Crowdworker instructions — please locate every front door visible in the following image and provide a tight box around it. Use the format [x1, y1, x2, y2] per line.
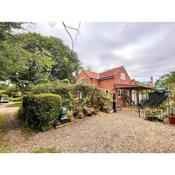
[112, 93, 117, 112]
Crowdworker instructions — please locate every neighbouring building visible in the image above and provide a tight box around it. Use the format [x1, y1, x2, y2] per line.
[76, 66, 154, 107]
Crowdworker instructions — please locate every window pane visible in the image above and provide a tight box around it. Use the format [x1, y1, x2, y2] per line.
[120, 73, 125, 80]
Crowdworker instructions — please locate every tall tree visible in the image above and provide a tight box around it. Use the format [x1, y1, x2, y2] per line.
[16, 33, 81, 82]
[0, 29, 81, 92]
[0, 22, 23, 80]
[0, 22, 23, 40]
[156, 71, 175, 88]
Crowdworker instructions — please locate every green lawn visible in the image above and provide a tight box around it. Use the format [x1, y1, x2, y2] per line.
[33, 146, 60, 153]
[6, 101, 22, 107]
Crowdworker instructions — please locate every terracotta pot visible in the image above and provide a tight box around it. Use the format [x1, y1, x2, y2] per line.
[68, 116, 74, 122]
[169, 116, 175, 124]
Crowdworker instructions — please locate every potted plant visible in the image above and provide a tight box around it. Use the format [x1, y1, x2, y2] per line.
[67, 111, 74, 122]
[168, 108, 175, 124]
[94, 107, 100, 115]
[78, 112, 84, 119]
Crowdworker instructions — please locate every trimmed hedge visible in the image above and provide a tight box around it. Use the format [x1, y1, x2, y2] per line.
[22, 93, 62, 131]
[9, 97, 22, 102]
[30, 82, 112, 110]
[30, 82, 74, 107]
[4, 85, 21, 97]
[74, 84, 100, 96]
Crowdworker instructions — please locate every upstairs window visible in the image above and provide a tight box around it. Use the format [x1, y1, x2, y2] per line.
[120, 73, 126, 80]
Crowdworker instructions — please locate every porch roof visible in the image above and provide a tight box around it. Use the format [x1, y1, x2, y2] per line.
[114, 83, 153, 90]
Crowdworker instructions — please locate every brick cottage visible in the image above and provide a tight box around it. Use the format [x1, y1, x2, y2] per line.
[76, 66, 154, 107]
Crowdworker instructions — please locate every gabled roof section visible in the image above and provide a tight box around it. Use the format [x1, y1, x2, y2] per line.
[83, 70, 99, 79]
[82, 66, 129, 80]
[99, 66, 124, 78]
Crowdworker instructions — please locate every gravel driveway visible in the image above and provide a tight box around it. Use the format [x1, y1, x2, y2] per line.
[4, 111, 175, 153]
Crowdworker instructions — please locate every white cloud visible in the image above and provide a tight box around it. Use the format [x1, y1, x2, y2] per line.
[24, 22, 175, 81]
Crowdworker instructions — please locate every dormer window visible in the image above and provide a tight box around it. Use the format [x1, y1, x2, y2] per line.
[120, 73, 126, 80]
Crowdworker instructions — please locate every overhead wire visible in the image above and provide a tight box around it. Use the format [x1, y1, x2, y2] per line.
[62, 22, 81, 53]
[116, 23, 129, 46]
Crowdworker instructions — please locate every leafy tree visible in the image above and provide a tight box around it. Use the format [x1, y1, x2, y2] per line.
[0, 27, 81, 92]
[156, 71, 175, 87]
[0, 22, 24, 80]
[0, 22, 23, 40]
[15, 33, 81, 83]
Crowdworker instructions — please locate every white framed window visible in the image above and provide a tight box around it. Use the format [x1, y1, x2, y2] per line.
[120, 73, 126, 80]
[79, 78, 85, 84]
[118, 89, 123, 98]
[78, 90, 83, 99]
[79, 91, 83, 99]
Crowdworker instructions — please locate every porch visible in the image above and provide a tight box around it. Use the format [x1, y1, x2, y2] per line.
[113, 83, 153, 108]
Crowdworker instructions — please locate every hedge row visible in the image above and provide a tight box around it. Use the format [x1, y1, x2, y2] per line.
[30, 82, 103, 108]
[31, 82, 74, 107]
[21, 93, 61, 131]
[20, 83, 112, 131]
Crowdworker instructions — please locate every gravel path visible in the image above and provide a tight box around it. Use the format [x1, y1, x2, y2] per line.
[4, 112, 175, 153]
[0, 105, 19, 130]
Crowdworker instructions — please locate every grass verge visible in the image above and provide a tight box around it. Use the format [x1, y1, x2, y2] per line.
[6, 101, 22, 107]
[0, 146, 12, 153]
[0, 113, 12, 153]
[33, 146, 60, 153]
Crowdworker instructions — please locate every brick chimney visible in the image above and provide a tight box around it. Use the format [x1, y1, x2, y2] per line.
[149, 76, 154, 87]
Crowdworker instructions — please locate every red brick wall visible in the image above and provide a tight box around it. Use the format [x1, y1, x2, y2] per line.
[76, 71, 91, 84]
[76, 67, 135, 107]
[76, 71, 99, 86]
[98, 79, 115, 94]
[91, 78, 99, 86]
[114, 67, 132, 85]
[76, 67, 132, 92]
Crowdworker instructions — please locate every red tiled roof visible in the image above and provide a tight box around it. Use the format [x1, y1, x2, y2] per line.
[84, 70, 99, 79]
[99, 66, 124, 78]
[83, 66, 125, 79]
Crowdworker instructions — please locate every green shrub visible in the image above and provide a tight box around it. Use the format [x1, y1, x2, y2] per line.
[14, 107, 22, 120]
[4, 85, 21, 97]
[6, 101, 22, 108]
[67, 110, 73, 118]
[67, 110, 74, 122]
[0, 90, 5, 98]
[75, 106, 83, 113]
[60, 79, 70, 84]
[0, 146, 12, 153]
[0, 83, 8, 90]
[9, 97, 22, 102]
[31, 82, 110, 111]
[31, 82, 74, 108]
[0, 113, 5, 131]
[77, 112, 84, 119]
[22, 93, 62, 131]
[98, 93, 113, 110]
[33, 146, 60, 153]
[74, 84, 100, 97]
